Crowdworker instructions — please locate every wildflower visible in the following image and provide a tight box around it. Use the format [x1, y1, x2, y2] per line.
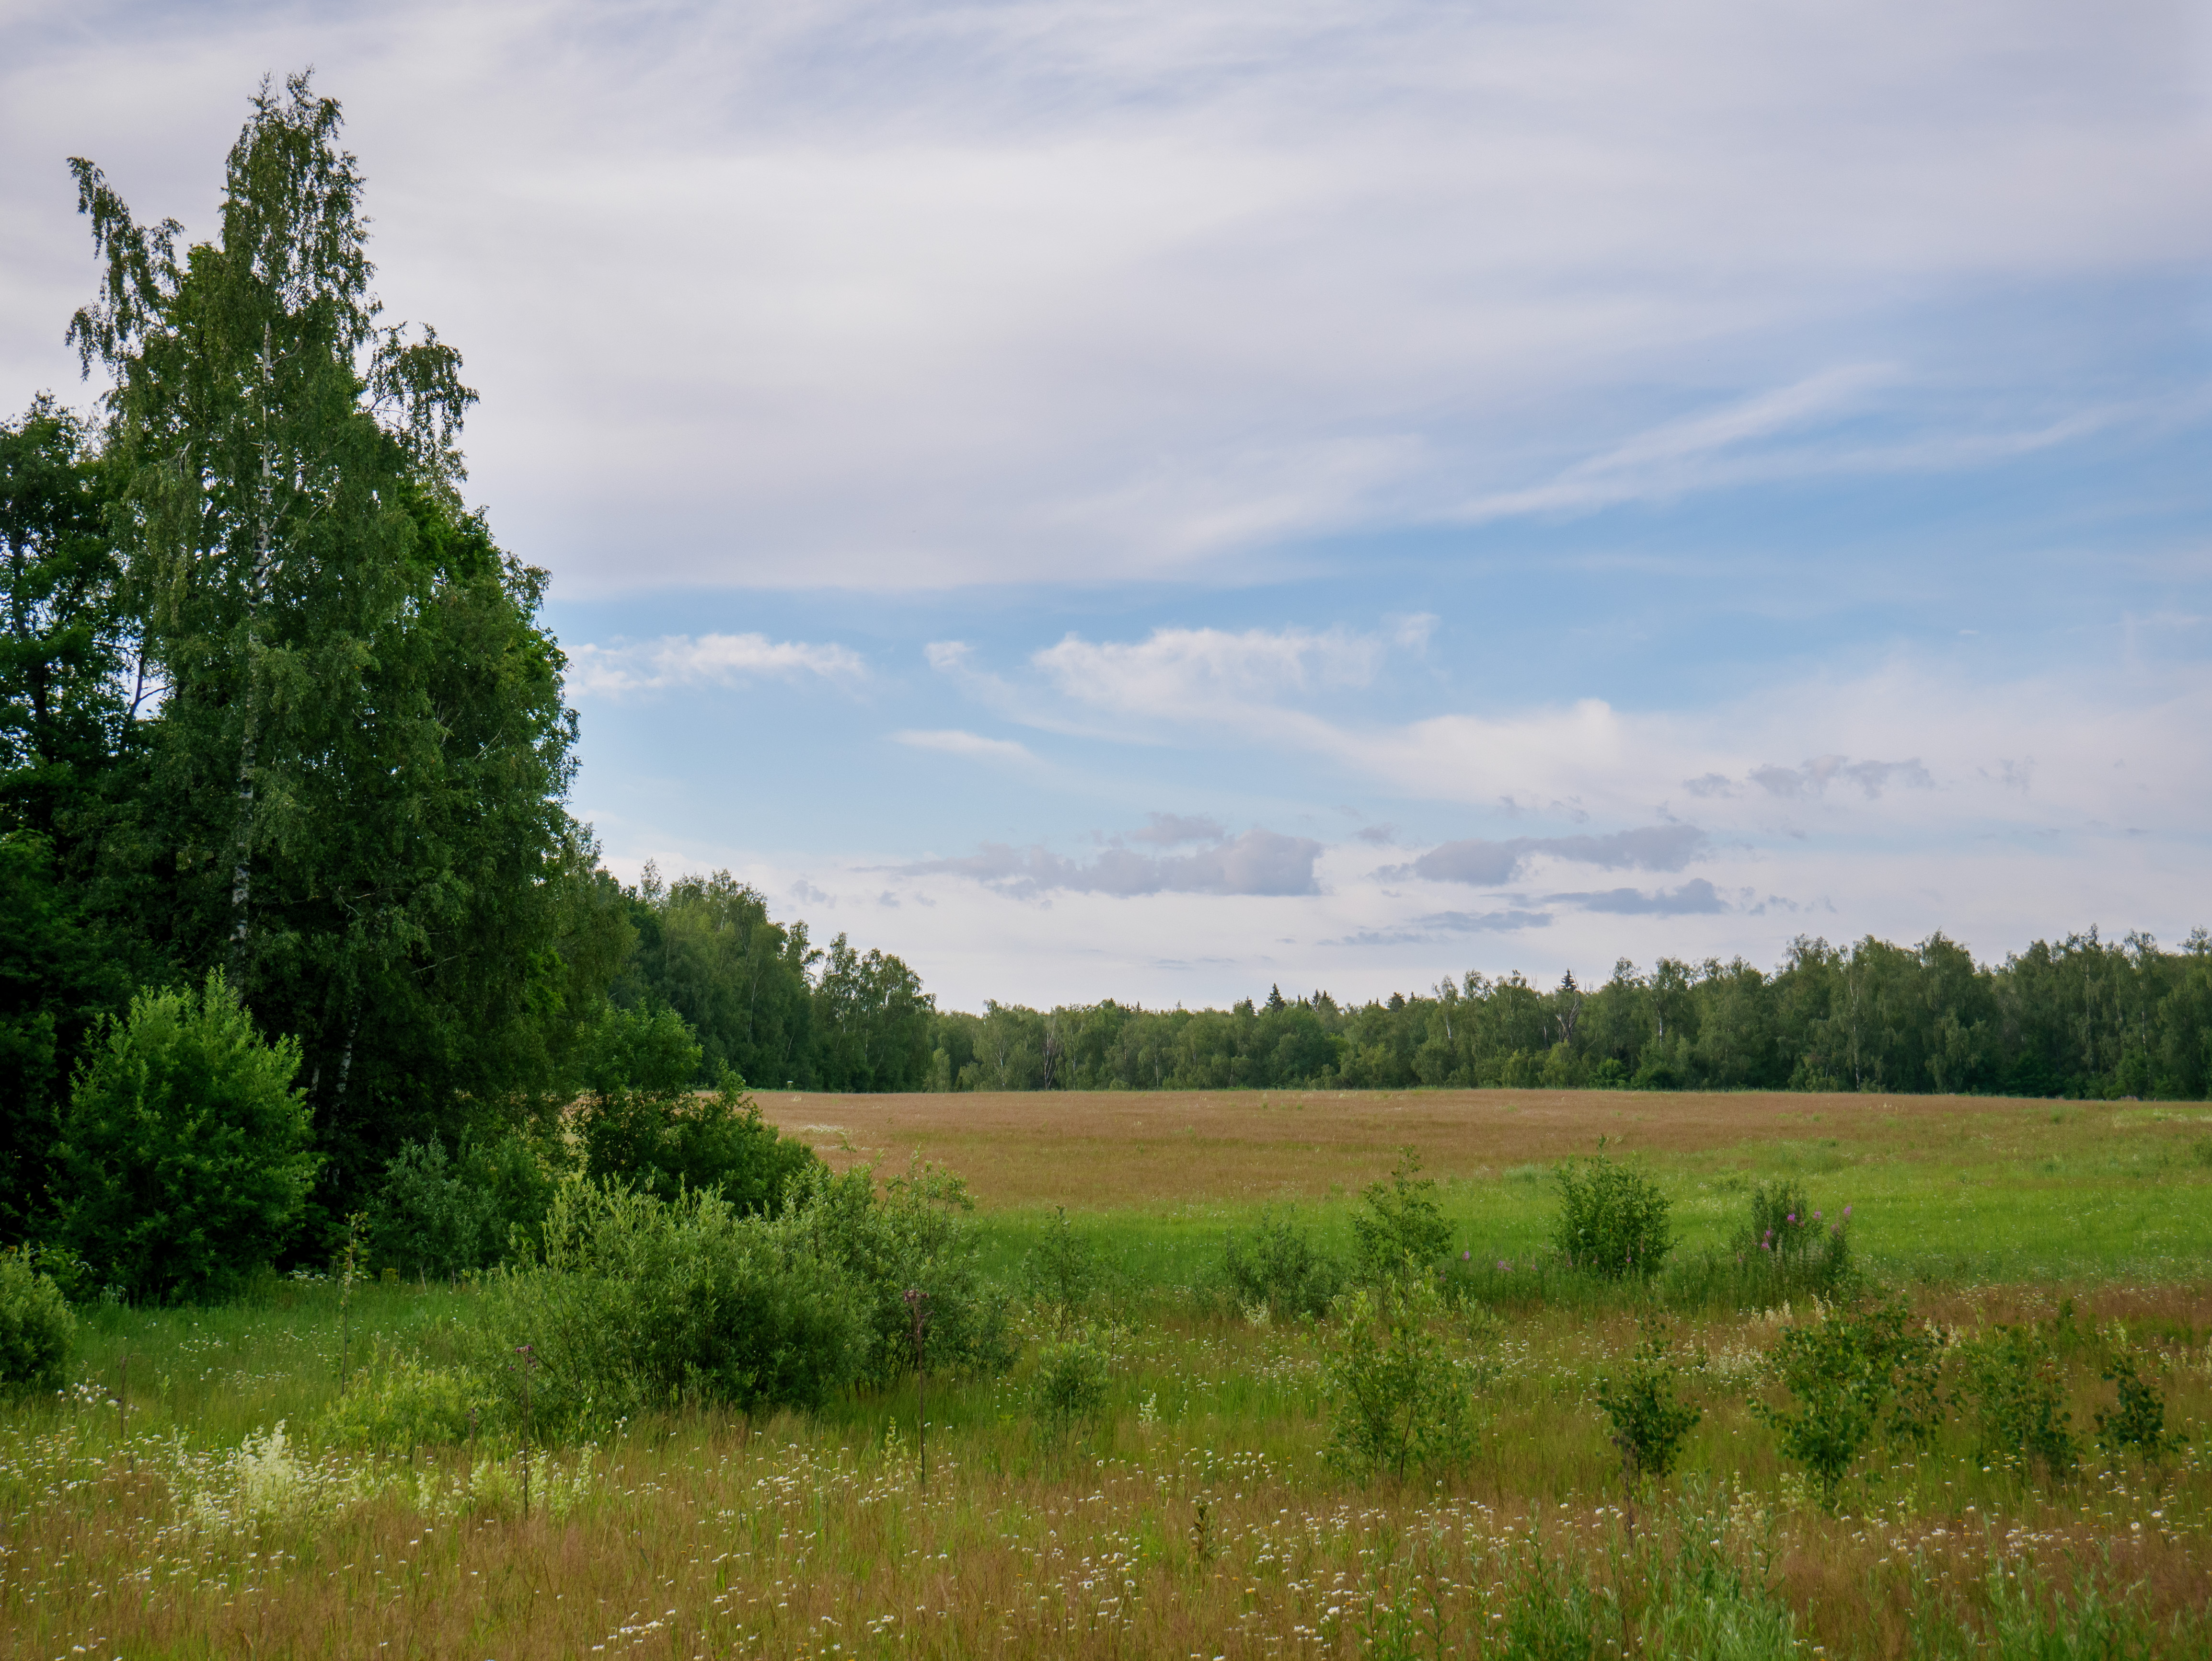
[1786, 1213, 1797, 1224]
[1811, 1210, 1821, 1221]
[1843, 1205, 1851, 1218]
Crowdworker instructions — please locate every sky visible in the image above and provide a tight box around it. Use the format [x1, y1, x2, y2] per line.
[4, 0, 2209, 1011]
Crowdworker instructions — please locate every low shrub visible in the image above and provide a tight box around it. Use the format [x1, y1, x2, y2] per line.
[1030, 1331, 1110, 1434]
[1959, 1323, 2080, 1479]
[58, 970, 320, 1303]
[1321, 1274, 1484, 1479]
[1220, 1206, 1343, 1320]
[1733, 1180, 1853, 1297]
[785, 1157, 1016, 1388]
[475, 1177, 864, 1435]
[1020, 1207, 1108, 1336]
[1551, 1145, 1672, 1280]
[0, 1249, 73, 1394]
[574, 1007, 818, 1213]
[2096, 1345, 2185, 1464]
[1350, 1148, 1453, 1284]
[319, 1342, 496, 1452]
[1596, 1320, 1703, 1486]
[1753, 1295, 1943, 1511]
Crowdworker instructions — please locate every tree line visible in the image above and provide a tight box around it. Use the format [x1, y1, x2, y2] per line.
[923, 927, 2212, 1101]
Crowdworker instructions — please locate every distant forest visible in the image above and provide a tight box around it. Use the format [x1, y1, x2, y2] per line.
[612, 869, 2212, 1104]
[5, 81, 2207, 1263]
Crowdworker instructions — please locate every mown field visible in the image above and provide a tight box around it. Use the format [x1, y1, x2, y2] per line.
[6, 1088, 2212, 1660]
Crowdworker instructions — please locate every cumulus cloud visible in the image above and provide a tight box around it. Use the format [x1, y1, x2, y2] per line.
[569, 633, 864, 696]
[1549, 879, 1728, 916]
[1395, 825, 1709, 886]
[900, 828, 1323, 898]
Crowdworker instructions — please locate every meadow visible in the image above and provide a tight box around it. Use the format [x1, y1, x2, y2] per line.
[6, 1087, 2211, 1660]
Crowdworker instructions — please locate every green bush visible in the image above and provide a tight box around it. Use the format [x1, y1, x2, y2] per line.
[58, 971, 319, 1303]
[0, 1249, 74, 1394]
[1020, 1207, 1107, 1336]
[2096, 1346, 2185, 1464]
[1350, 1148, 1453, 1284]
[784, 1156, 1016, 1389]
[1030, 1331, 1110, 1434]
[475, 1177, 864, 1435]
[1733, 1180, 1853, 1296]
[1596, 1321, 1703, 1483]
[1551, 1146, 1672, 1280]
[1221, 1206, 1343, 1320]
[373, 1131, 554, 1280]
[1960, 1323, 2080, 1479]
[576, 1008, 818, 1213]
[1753, 1296, 1943, 1511]
[1322, 1275, 1483, 1479]
[319, 1342, 496, 1451]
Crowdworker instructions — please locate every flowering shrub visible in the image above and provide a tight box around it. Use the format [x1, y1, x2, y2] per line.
[1734, 1180, 1853, 1296]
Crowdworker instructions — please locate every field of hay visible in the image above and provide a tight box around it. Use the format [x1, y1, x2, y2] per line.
[6, 1088, 2211, 1660]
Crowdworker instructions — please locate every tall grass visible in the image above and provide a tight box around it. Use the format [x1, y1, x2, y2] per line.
[7, 1274, 2209, 1660]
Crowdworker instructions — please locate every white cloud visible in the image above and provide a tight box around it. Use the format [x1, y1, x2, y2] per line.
[569, 632, 865, 696]
[9, 0, 2199, 590]
[1034, 624, 1384, 721]
[891, 728, 1037, 765]
[900, 827, 1325, 898]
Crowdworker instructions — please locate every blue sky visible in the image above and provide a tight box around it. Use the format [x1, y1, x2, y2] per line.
[5, 0, 2209, 1009]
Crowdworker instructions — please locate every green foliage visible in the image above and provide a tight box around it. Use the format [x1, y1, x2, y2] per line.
[1350, 1147, 1453, 1284]
[59, 970, 319, 1303]
[65, 78, 611, 1222]
[575, 1007, 819, 1212]
[1321, 1275, 1483, 1480]
[0, 832, 133, 1244]
[371, 1132, 553, 1280]
[1753, 1296, 1944, 1510]
[1029, 1331, 1110, 1434]
[2095, 1346, 2184, 1464]
[1595, 1321, 1703, 1482]
[318, 1341, 494, 1451]
[784, 1157, 1015, 1389]
[1734, 1180, 1854, 1296]
[476, 1178, 864, 1434]
[0, 1249, 74, 1394]
[1220, 1206, 1344, 1320]
[1550, 1146, 1673, 1280]
[1020, 1207, 1107, 1336]
[1959, 1324, 2080, 1479]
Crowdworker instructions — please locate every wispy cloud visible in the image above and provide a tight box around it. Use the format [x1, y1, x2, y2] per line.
[900, 828, 1324, 898]
[1129, 812, 1227, 846]
[570, 633, 864, 696]
[1549, 879, 1728, 916]
[1392, 826, 1709, 886]
[1035, 625, 1384, 719]
[891, 728, 1037, 766]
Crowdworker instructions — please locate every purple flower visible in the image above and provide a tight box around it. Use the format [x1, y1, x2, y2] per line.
[1843, 1205, 1852, 1218]
[1812, 1210, 1821, 1221]
[1786, 1213, 1797, 1224]
[1463, 1250, 1471, 1260]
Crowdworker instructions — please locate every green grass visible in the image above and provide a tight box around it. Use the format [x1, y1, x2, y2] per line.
[10, 1106, 2212, 1660]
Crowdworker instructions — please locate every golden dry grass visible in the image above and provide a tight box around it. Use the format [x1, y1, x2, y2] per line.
[756, 1087, 2181, 1209]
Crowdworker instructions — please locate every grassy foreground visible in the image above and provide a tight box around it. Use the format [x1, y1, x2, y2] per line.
[6, 1088, 2212, 1660]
